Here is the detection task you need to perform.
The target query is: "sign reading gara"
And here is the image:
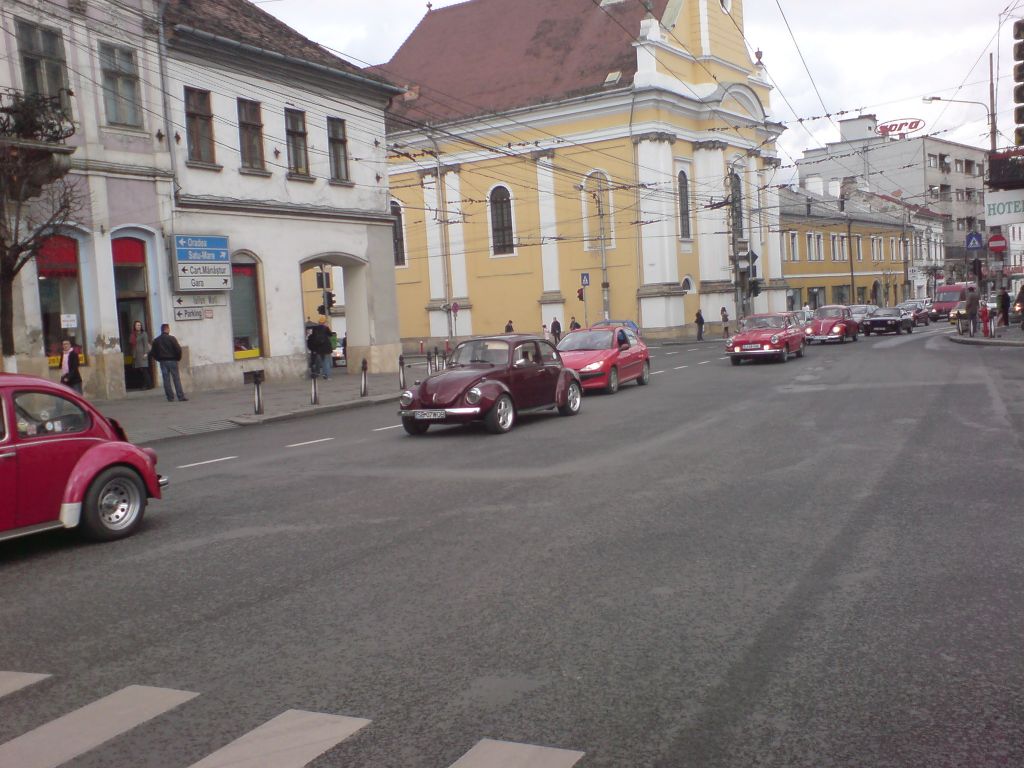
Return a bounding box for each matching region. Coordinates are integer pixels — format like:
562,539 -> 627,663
876,118 -> 925,136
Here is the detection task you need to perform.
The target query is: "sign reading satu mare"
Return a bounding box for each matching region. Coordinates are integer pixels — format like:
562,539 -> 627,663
173,234 -> 232,292
984,189 -> 1024,227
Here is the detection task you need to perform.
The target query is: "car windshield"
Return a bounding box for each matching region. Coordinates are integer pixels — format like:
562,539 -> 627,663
936,288 -> 962,302
849,305 -> 870,314
814,307 -> 843,319
557,330 -> 612,351
450,339 -> 509,365
874,308 -> 900,317
744,315 -> 786,330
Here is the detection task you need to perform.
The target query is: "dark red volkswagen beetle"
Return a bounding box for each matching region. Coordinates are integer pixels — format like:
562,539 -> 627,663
0,373 -> 166,543
399,335 -> 582,435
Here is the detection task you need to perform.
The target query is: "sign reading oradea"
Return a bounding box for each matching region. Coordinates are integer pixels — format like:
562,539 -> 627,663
876,118 -> 925,136
173,234 -> 232,292
984,189 -> 1024,227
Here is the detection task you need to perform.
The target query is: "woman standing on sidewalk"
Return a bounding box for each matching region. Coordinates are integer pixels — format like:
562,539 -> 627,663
129,320 -> 152,389
695,309 -> 705,341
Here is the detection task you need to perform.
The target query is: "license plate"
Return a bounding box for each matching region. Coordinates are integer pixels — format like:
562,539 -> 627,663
742,344 -> 760,350
415,410 -> 446,420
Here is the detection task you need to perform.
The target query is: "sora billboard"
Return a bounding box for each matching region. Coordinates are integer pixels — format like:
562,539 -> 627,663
876,118 -> 925,136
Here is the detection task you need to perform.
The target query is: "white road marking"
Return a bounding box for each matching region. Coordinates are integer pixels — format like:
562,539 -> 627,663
186,709 -> 370,768
687,348 -> 699,351
177,456 -> 237,469
448,738 -> 585,768
285,437 -> 335,448
0,671 -> 49,700
674,365 -> 688,370
0,685 -> 197,768
651,370 -> 665,375
719,357 -> 729,360
698,360 -> 711,365
665,351 -> 680,356
372,424 -> 403,432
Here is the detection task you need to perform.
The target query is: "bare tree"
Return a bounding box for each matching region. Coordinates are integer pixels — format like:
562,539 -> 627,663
0,88 -> 79,369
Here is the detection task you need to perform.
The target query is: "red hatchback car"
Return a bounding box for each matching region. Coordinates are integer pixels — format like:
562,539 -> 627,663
556,326 -> 651,393
399,335 -> 582,434
0,374 -> 166,543
727,313 -> 805,364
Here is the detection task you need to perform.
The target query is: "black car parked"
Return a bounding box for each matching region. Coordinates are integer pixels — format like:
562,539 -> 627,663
862,307 -> 914,335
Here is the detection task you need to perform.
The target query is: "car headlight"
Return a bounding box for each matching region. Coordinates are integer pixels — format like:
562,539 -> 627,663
580,361 -> 603,372
733,345 -> 742,353
829,325 -> 841,334
465,386 -> 482,405
769,334 -> 780,344
399,390 -> 414,407
804,327 -> 812,335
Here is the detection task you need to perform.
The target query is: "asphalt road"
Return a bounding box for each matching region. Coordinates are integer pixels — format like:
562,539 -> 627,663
2,326 -> 1022,767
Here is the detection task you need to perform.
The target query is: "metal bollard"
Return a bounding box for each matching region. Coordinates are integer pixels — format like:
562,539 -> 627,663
310,370 -> 319,405
253,380 -> 264,415
360,358 -> 368,397
398,354 -> 406,389
426,352 -> 433,376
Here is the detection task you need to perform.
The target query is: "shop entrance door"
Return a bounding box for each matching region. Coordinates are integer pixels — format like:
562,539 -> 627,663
113,237 -> 152,391
117,298 -> 151,390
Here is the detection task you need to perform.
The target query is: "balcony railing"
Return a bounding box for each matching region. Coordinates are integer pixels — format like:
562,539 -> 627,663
0,88 -> 75,144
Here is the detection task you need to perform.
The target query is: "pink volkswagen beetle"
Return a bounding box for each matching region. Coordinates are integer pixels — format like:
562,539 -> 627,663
0,374 -> 166,543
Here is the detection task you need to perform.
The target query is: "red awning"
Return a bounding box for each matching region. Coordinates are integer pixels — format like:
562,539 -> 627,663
232,263 -> 256,277
37,235 -> 78,278
113,237 -> 146,265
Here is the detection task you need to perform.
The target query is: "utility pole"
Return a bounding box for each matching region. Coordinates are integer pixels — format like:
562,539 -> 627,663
989,52 -> 997,153
595,183 -> 611,321
901,209 -> 909,303
847,216 -> 855,303
427,133 -> 453,343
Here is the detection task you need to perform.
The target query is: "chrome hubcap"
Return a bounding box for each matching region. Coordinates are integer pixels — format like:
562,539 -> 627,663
568,384 -> 581,411
497,397 -> 513,429
97,479 -> 141,530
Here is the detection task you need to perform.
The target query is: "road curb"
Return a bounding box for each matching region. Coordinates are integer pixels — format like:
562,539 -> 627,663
946,335 -> 1024,348
228,393 -> 399,427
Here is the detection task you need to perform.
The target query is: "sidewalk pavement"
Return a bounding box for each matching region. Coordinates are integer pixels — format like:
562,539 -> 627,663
92,369 -> 403,445
946,322 -> 1024,348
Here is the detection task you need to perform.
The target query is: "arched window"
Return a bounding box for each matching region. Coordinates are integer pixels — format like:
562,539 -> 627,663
37,235 -> 86,364
729,172 -> 743,239
231,253 -> 263,360
678,171 -> 691,239
489,186 -> 514,255
681,276 -> 694,292
390,200 -> 406,266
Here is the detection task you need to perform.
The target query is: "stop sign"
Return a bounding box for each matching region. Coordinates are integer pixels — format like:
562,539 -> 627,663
989,234 -> 1008,253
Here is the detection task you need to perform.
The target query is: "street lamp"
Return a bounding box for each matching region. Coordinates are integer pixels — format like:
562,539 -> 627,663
922,96 -> 995,152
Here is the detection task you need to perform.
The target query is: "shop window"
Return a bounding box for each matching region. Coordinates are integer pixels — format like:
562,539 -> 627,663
36,235 -> 86,368
231,262 -> 262,360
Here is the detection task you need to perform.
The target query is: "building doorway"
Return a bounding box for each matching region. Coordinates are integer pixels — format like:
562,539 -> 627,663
113,238 -> 153,390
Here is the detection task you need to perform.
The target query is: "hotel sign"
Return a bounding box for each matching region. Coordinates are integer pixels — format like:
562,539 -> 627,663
984,189 -> 1024,227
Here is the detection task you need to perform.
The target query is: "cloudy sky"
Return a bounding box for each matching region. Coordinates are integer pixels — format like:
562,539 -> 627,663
260,0 -> 1020,174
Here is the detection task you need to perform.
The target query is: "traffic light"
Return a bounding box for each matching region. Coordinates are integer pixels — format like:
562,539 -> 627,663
749,279 -> 761,297
1015,20 -> 1024,145
316,304 -> 326,315
326,291 -> 336,310
577,287 -> 584,301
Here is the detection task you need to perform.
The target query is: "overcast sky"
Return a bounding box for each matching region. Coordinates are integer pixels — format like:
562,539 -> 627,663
261,0 -> 1021,179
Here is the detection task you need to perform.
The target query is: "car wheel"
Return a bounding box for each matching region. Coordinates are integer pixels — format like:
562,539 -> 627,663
558,381 -> 582,416
907,324 -> 913,333
778,347 -> 788,363
896,326 -> 902,334
606,366 -> 619,394
839,333 -> 846,344
80,467 -> 147,541
485,394 -> 515,434
402,418 -> 429,436
864,328 -> 871,335
852,330 -> 858,341
796,341 -> 805,358
730,356 -> 741,366
637,360 -> 650,385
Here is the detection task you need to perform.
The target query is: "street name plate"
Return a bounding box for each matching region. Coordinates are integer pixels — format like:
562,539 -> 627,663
173,307 -> 204,321
173,293 -> 227,307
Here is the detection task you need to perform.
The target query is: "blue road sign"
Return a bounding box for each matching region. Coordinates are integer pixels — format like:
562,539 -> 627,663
174,234 -> 230,262
581,272 -> 590,287
965,232 -> 984,251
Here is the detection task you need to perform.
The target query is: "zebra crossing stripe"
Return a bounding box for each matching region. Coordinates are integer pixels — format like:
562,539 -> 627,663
448,738 -> 584,767
0,684 -> 197,768
186,709 -> 370,768
0,671 -> 49,700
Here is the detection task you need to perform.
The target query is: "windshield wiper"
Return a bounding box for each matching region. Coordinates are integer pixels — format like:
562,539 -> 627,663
468,358 -> 494,364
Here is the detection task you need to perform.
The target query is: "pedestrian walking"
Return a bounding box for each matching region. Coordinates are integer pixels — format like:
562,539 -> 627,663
550,317 -> 562,343
307,321 -> 333,379
150,323 -> 188,401
569,315 -> 581,331
129,320 -> 152,389
720,306 -> 730,337
695,309 -> 705,341
59,338 -> 82,394
998,288 -> 1011,327
504,320 -> 515,333
965,285 -> 980,337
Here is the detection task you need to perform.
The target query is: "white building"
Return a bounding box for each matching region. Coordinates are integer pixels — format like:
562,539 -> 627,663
0,0 -> 403,398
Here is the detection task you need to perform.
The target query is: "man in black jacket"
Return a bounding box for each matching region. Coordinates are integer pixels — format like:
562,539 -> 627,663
150,324 -> 188,401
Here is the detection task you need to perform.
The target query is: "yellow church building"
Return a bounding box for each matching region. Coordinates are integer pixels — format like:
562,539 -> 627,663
375,0 -> 786,342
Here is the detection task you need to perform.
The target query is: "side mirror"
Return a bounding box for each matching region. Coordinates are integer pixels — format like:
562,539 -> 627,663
619,343 -> 629,351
